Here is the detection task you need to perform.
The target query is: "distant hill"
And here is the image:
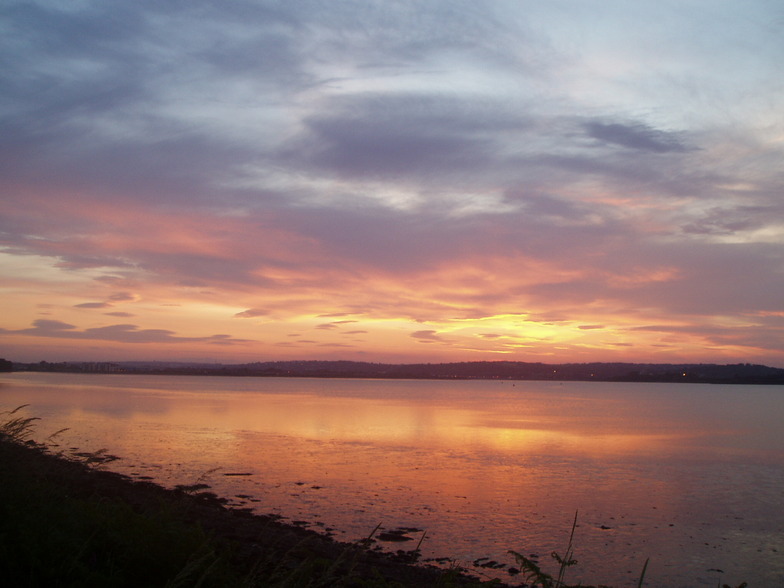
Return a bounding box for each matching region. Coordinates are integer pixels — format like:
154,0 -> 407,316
9,359 -> 784,384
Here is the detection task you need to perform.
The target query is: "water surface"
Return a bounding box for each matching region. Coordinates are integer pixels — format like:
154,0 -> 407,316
2,373 -> 782,587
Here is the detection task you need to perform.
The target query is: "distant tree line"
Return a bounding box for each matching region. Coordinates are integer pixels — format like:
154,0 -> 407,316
6,358 -> 784,384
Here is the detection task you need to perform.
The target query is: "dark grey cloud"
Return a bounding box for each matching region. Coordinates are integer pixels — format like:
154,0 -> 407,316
411,330 -> 446,343
631,242 -> 784,315
1,3 -> 148,120
527,147 -> 702,200
0,0 -> 536,209
584,121 -> 692,153
258,189 -> 632,281
55,256 -> 133,271
0,0 -> 719,231
628,322 -> 784,355
522,238 -> 784,318
0,319 -> 251,345
136,252 -> 271,289
25,319 -> 75,332
680,206 -> 772,236
0,1 -> 311,207
277,93 -> 527,182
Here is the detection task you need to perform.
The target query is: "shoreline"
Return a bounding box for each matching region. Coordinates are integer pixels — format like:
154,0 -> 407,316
0,435 -> 512,587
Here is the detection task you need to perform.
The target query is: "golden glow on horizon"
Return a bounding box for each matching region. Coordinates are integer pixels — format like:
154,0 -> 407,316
1,238 -> 781,365
0,267 -> 776,365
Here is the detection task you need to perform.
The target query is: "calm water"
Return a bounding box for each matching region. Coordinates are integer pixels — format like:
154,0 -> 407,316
2,372 -> 783,587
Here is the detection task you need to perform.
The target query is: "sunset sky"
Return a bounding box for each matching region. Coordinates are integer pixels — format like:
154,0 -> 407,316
2,0 -> 783,366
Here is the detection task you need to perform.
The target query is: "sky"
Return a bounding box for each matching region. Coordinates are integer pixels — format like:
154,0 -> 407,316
1,0 -> 783,366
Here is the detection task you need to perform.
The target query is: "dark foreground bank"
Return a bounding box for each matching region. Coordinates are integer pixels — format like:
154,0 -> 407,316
1,434 -> 516,587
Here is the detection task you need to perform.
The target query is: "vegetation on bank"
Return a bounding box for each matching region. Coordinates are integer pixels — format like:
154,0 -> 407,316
0,407 -> 750,587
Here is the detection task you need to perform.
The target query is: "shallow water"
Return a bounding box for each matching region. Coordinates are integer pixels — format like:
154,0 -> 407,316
2,373 -> 783,587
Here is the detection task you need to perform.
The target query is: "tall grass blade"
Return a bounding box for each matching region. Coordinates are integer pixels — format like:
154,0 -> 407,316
414,529 -> 427,552
637,556 -> 649,587
554,510 -> 579,587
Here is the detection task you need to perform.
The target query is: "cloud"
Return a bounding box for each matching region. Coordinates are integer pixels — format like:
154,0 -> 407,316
315,320 -> 359,331
411,330 -> 447,343
1,1 -> 783,365
25,319 -> 76,332
680,206 -> 771,236
235,308 -> 269,318
74,302 -> 112,309
281,93 -> 523,184
0,320 -> 252,346
584,121 -> 692,153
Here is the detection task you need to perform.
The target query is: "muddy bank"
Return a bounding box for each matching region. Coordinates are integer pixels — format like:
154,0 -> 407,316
0,437 -> 505,587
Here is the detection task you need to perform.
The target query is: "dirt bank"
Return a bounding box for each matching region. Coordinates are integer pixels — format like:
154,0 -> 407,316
0,437 -> 504,587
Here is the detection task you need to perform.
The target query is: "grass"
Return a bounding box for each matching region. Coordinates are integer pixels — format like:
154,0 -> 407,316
509,511 -> 628,588
0,423 -> 238,586
0,403 -> 40,441
507,512 -> 749,588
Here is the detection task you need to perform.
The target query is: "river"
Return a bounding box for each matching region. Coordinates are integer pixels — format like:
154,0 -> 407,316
1,372 -> 782,587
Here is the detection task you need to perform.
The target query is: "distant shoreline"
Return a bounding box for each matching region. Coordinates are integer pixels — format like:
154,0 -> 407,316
6,359 -> 784,385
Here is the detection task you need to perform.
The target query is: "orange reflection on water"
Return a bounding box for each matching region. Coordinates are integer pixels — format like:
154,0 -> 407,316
100,382 -> 706,464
